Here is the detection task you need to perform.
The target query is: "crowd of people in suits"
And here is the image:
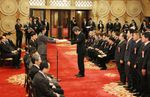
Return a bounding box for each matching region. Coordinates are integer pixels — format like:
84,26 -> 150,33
83,17 -> 150,97
15,17 -> 50,48
22,17 -> 67,97
23,46 -> 65,97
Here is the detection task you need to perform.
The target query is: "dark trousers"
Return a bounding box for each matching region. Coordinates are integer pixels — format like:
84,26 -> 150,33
116,62 -> 126,84
132,68 -> 139,90
45,30 -> 49,37
16,34 -> 23,48
125,62 -> 133,88
78,53 -> 85,76
25,34 -> 31,45
97,57 -> 107,68
136,69 -> 144,93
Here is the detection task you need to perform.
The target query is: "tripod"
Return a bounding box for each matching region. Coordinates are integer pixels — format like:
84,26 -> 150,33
56,47 -> 61,82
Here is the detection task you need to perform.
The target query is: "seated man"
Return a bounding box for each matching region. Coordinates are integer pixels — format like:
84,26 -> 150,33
96,37 -> 116,70
29,51 -> 42,80
3,32 -> 21,59
33,61 -> 64,97
0,36 -> 21,68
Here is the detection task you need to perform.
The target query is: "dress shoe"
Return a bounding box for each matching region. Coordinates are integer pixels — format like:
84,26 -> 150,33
126,87 -> 133,91
118,82 -> 126,86
133,92 -> 141,96
75,73 -> 80,76
130,89 -> 138,93
76,74 -> 84,78
100,67 -> 107,70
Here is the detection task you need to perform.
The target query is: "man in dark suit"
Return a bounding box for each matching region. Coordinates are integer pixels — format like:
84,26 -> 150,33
29,52 -> 42,80
71,26 -> 86,77
115,33 -> 127,85
0,36 -> 21,68
122,21 -> 129,33
124,30 -> 135,90
98,20 -> 104,33
43,18 -> 50,36
141,32 -> 150,97
15,18 -> 23,48
28,31 -> 38,51
132,32 -> 143,93
82,18 -> 88,39
70,17 -> 77,41
33,61 -> 64,97
3,32 -> 21,61
32,17 -> 39,34
113,18 -> 121,33
106,19 -> 113,33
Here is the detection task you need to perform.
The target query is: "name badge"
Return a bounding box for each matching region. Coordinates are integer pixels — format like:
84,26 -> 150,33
118,47 -> 120,53
142,51 -> 144,58
134,48 -> 137,54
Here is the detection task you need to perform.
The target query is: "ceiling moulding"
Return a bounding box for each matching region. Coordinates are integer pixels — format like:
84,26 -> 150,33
30,6 -> 92,10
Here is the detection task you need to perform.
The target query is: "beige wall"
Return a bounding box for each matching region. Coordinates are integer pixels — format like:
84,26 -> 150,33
142,0 -> 150,16
90,0 -> 144,30
0,0 -> 29,43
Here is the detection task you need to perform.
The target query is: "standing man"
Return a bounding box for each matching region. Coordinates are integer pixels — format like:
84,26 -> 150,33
70,17 -> 77,41
43,18 -> 49,36
106,19 -> 113,33
113,18 -> 121,33
115,33 -> 127,85
15,18 -> 23,48
71,26 -> 86,77
124,30 -> 135,90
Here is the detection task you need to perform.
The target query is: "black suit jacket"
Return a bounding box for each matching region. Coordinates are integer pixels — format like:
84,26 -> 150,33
107,44 -> 116,60
132,40 -> 143,65
98,23 -> 104,31
143,43 -> 150,81
33,72 -> 57,97
106,23 -> 113,31
28,39 -> 38,50
29,65 -> 39,80
15,23 -> 23,37
0,42 -> 15,54
71,32 -> 86,55
124,38 -> 135,64
113,22 -> 121,32
115,40 -> 126,62
142,43 -> 150,69
43,21 -> 50,31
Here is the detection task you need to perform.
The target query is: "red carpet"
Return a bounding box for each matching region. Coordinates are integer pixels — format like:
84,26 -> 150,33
0,44 -> 119,97
47,44 -> 119,97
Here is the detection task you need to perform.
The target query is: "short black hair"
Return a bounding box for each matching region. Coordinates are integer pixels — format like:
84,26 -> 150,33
40,61 -> 49,70
142,32 -> 150,41
30,31 -> 36,37
121,33 -> 127,40
109,36 -> 115,42
72,26 -> 81,32
16,18 -> 20,22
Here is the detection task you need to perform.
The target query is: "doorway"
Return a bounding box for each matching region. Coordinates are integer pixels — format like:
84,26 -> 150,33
50,10 -> 70,39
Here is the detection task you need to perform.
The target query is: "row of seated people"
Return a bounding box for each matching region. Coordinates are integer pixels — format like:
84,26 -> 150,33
114,31 -> 150,97
85,31 -> 119,70
0,32 -> 21,68
23,47 -> 65,97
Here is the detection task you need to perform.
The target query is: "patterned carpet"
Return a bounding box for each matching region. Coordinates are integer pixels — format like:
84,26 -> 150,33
1,43 -> 122,97
103,82 -> 136,97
